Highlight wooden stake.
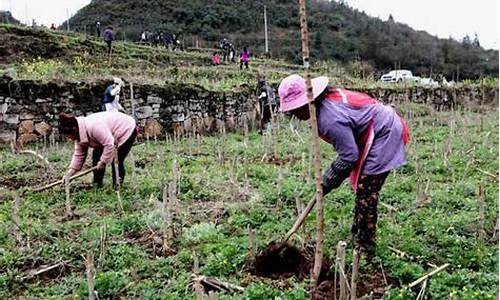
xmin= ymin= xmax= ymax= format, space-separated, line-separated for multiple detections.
xmin=86 ymin=250 xmax=97 ymax=300
xmin=64 ymin=175 xmax=74 ymax=219
xmin=335 ymin=241 xmax=347 ymax=300
xmin=350 ymin=248 xmax=360 ymax=300
xmin=98 ymin=223 xmax=107 ymax=269
xmin=113 ymin=148 xmax=124 ymax=213
xmin=172 ymin=158 xmax=179 ymax=198
xmin=298 ymin=0 xmax=324 ymax=285
xmin=209 ymin=291 xmax=218 ymax=300
xmin=276 ymin=166 xmax=284 ymax=210
xmin=11 ymin=192 xmax=23 ymax=247
xmin=492 ymin=218 xmax=499 ymax=241
xmin=130 ymin=82 xmax=135 ymax=118
xmin=193 ymin=251 xmax=204 ymax=300
xmin=248 ymin=225 xmax=256 ymax=262
xmin=163 ymin=182 xmax=174 ymax=249
xmin=478 ymin=184 xmax=486 ymax=240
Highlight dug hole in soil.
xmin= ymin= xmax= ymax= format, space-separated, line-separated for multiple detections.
xmin=251 ymin=242 xmax=398 ymax=299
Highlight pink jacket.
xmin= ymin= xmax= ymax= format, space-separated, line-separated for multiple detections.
xmin=69 ymin=111 xmax=136 ymax=171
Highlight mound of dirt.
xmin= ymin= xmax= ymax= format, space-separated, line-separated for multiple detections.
xmin=252 ymin=242 xmax=329 ymax=281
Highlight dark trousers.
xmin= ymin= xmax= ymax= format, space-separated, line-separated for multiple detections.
xmin=352 ymin=171 xmax=390 ymax=259
xmin=240 ymin=60 xmax=248 ymax=69
xmin=92 ymin=130 xmax=136 ymax=187
xmin=106 ymin=41 xmax=112 ymax=54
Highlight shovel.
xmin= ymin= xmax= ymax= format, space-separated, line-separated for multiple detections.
xmin=258 ymin=193 xmax=318 ymax=256
xmin=33 ymin=166 xmax=99 ymax=192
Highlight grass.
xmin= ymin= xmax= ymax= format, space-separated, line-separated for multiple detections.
xmin=0 ymin=102 xmax=498 ymax=299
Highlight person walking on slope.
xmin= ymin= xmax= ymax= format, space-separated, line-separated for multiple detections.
xmin=103 ymin=26 xmax=114 ymax=55
xmin=59 ymin=111 xmax=137 ymax=188
xmin=212 ymin=52 xmax=220 ymax=65
xmin=103 ymin=77 xmax=125 ymax=112
xmin=95 ymin=21 xmax=101 ymax=38
xmin=278 ymin=74 xmax=409 ymax=260
xmin=240 ymin=47 xmax=250 ymax=69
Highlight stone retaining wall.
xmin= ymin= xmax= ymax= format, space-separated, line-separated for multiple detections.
xmin=0 ymin=76 xmax=498 ymax=145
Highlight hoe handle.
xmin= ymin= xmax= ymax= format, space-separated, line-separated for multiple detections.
xmin=282 ymin=193 xmax=317 ymax=244
xmin=33 ymin=167 xmax=98 ymax=192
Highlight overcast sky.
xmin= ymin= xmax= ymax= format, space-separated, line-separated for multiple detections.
xmin=2 ymin=0 xmax=498 ymax=49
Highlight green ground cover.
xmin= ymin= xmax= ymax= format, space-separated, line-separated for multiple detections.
xmin=0 ymin=102 xmax=498 ymax=299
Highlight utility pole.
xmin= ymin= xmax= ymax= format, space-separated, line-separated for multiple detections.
xmin=66 ymin=9 xmax=70 ymax=31
xmin=24 ymin=3 xmax=28 ymax=25
xmin=264 ymin=5 xmax=269 ymax=54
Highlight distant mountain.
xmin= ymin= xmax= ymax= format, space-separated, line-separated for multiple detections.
xmin=66 ymin=0 xmax=498 ymax=79
xmin=0 ymin=11 xmax=21 ymax=25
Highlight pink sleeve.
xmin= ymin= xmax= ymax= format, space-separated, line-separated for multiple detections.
xmin=69 ymin=142 xmax=88 ymax=171
xmin=92 ymin=126 xmax=115 ymax=165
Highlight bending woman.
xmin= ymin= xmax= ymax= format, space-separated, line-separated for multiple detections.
xmin=58 ymin=111 xmax=137 ymax=188
xmin=278 ymin=74 xmax=409 ymax=260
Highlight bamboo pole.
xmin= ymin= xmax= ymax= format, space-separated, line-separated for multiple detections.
xmin=408 ymin=264 xmax=450 ymax=288
xmin=297 ymin=0 xmax=324 ymax=285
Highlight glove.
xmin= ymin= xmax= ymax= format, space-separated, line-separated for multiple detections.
xmin=322 ymin=158 xmax=356 ymax=196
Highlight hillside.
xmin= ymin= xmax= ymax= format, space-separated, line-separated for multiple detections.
xmin=65 ymin=0 xmax=498 ymax=80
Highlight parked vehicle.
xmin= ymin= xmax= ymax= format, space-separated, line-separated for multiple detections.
xmin=380 ymin=70 xmax=415 ymax=83
xmin=418 ymin=77 xmax=439 ymax=86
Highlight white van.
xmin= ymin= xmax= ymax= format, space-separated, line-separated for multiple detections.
xmin=380 ymin=70 xmax=415 ymax=83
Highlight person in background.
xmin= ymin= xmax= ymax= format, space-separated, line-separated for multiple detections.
xmin=50 ymin=23 xmax=57 ymax=30
xmin=212 ymin=52 xmax=220 ymax=65
xmin=103 ymin=77 xmax=125 ymax=112
xmin=240 ymin=47 xmax=250 ymax=70
xmin=103 ymin=26 xmax=114 ymax=55
xmin=59 ymin=111 xmax=137 ymax=188
xmin=258 ymin=78 xmax=276 ymax=133
xmin=95 ymin=21 xmax=101 ymax=38
xmin=229 ymin=43 xmax=236 ymax=63
xmin=278 ymin=74 xmax=409 ymax=261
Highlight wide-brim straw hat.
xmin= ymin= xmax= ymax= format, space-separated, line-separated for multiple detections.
xmin=278 ymin=74 xmax=329 ymax=112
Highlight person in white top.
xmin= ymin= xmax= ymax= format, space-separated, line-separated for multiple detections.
xmin=102 ymin=77 xmax=125 ymax=112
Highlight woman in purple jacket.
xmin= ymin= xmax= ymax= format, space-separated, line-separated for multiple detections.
xmin=278 ymin=74 xmax=409 ymax=260
xmin=103 ymin=26 xmax=114 ymax=55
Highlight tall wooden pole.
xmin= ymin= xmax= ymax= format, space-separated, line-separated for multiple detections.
xmin=297 ymin=0 xmax=324 ymax=286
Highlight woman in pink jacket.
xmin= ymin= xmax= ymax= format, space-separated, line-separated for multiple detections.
xmin=58 ymin=111 xmax=137 ymax=187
